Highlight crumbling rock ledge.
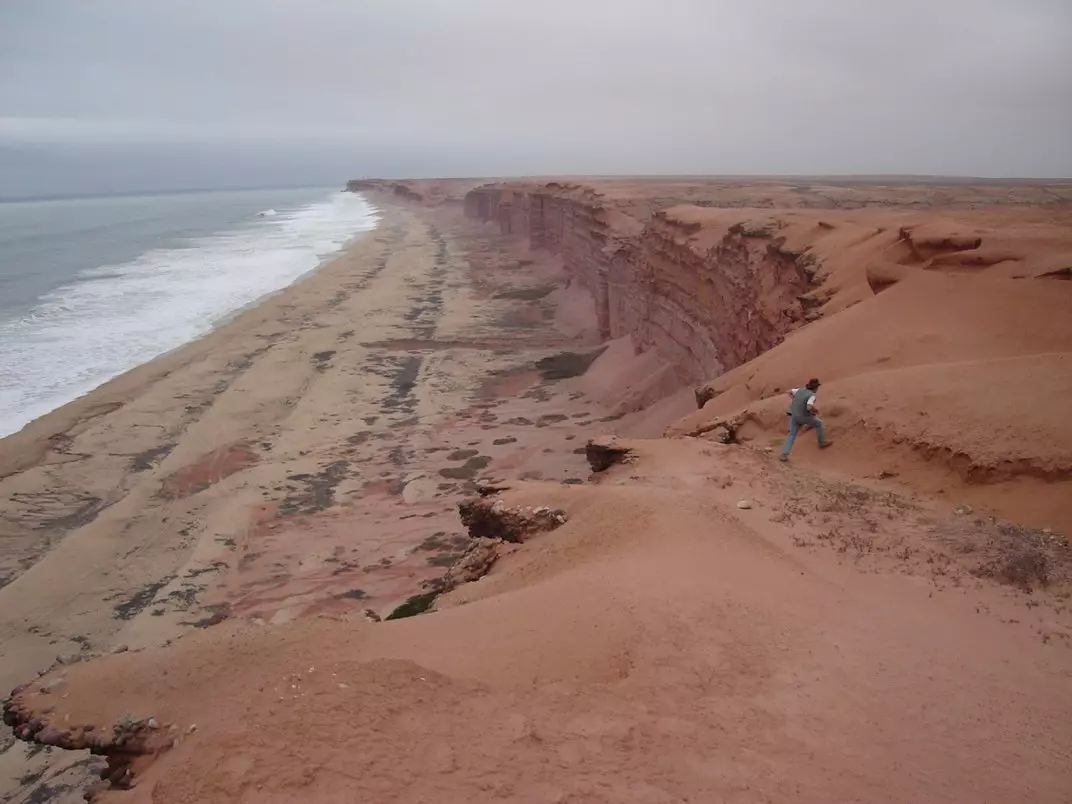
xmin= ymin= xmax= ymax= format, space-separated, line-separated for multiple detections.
xmin=586 ymin=437 xmax=635 ymax=472
xmin=458 ymin=498 xmax=568 ymax=543
xmin=674 ymin=410 xmax=757 ymax=443
xmin=389 ymin=504 xmax=568 ymax=620
xmin=2 ymin=695 xmax=168 ymax=796
xmin=463 ymin=183 xmax=817 ymax=383
xmin=441 ymin=538 xmax=500 ymax=592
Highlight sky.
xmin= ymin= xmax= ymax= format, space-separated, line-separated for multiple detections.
xmin=1 ymin=0 xmax=1070 ymax=197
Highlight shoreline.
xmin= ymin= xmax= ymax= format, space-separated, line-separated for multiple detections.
xmin=0 ymin=190 xmax=613 ymax=694
xmin=0 ymin=189 xmax=379 ymax=441
xmin=0 ymin=196 xmax=621 ymax=797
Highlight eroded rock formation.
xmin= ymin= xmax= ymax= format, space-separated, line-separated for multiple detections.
xmin=463 ymin=183 xmax=816 ymax=383
xmin=441 ymin=538 xmax=500 ymax=591
xmin=2 ymin=696 xmax=168 ymax=794
xmin=585 ymin=437 xmax=635 ymax=472
xmin=458 ymin=498 xmax=568 ymax=543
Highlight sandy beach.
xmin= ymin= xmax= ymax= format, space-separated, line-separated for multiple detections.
xmin=0 ymin=197 xmax=622 ymax=798
xmin=3 ymin=179 xmax=1072 ymax=803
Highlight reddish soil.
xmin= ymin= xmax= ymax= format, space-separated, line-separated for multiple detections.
xmin=160 ymin=443 xmax=260 ymax=499
xmin=3 ymin=177 xmax=1072 ymax=803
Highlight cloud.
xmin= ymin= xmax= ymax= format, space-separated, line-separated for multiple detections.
xmin=1 ymin=0 xmax=1070 ymax=195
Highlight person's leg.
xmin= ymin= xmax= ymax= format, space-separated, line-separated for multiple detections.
xmin=780 ymin=418 xmax=799 ymax=460
xmin=802 ymin=414 xmax=831 ymax=446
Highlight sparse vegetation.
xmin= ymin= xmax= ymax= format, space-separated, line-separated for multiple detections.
xmin=936 ymin=520 xmax=1070 ymax=594
xmin=384 ymin=591 xmax=440 ymax=620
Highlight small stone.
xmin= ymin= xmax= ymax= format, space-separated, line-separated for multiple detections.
xmin=1041 ymin=528 xmax=1053 ymax=536
xmin=147 ymin=718 xmax=159 ymax=730
xmin=185 ymin=724 xmax=197 ymax=735
xmin=954 ymin=504 xmax=973 ymax=516
xmin=55 ymin=653 xmax=82 ymax=666
xmin=111 ymin=645 xmax=129 ymax=654
xmin=737 ymin=500 xmax=753 ymax=510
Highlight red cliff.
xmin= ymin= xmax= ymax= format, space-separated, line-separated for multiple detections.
xmin=463 ymin=183 xmax=817 ymax=382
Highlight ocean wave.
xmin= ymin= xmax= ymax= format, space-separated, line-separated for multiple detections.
xmin=0 ymin=191 xmax=379 ymax=437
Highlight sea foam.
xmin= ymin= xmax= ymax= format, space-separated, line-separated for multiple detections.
xmin=0 ymin=191 xmax=379 ymax=437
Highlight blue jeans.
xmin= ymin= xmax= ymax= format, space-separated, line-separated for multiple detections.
xmin=781 ymin=415 xmax=826 ymax=457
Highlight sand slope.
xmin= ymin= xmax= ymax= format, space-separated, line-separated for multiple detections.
xmin=7 ymin=440 xmax=1072 ymax=803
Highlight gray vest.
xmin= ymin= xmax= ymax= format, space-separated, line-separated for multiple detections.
xmin=789 ymin=387 xmax=815 ymax=421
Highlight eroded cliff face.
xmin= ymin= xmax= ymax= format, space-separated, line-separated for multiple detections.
xmin=464 ymin=183 xmax=815 ymax=383
xmin=347 ymin=179 xmax=479 ymax=206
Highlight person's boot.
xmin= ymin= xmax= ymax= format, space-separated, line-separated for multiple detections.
xmin=819 ymin=440 xmax=834 ymax=449
xmin=779 ymin=454 xmax=789 ymax=462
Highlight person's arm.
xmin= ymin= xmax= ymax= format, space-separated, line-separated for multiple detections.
xmin=788 ymin=388 xmax=798 ymax=398
xmin=807 ymin=393 xmax=818 ymax=413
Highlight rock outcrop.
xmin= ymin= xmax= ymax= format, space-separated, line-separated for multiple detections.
xmin=585 ymin=437 xmax=635 ymax=472
xmin=441 ymin=538 xmax=500 ymax=591
xmin=346 ymin=179 xmax=479 ymax=206
xmin=2 ymin=695 xmax=169 ymax=794
xmin=464 ymin=183 xmax=816 ymax=383
xmin=458 ymin=498 xmax=568 ymax=543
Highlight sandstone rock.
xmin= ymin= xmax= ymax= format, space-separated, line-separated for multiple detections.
xmin=475 ymin=481 xmax=511 ymax=497
xmin=111 ymin=644 xmax=129 ymax=654
xmin=585 ymin=437 xmax=634 ymax=472
xmin=464 ymin=183 xmax=814 ymax=381
xmin=680 ymin=409 xmax=755 ymax=443
xmin=737 ymin=500 xmax=753 ymax=510
xmin=36 ymin=725 xmax=64 ymax=744
xmin=441 ymin=538 xmax=500 ymax=592
xmin=3 ymin=695 xmax=169 ymax=798
xmin=695 ymin=386 xmax=716 ymax=409
xmin=458 ymin=498 xmax=568 ymax=543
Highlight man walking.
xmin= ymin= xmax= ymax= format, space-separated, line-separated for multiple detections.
xmin=780 ymin=378 xmax=833 ymax=462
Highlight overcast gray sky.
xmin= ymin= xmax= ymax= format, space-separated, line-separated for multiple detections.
xmin=1 ymin=0 xmax=1070 ymax=196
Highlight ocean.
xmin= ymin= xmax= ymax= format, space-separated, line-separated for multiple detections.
xmin=0 ymin=187 xmax=379 ymax=438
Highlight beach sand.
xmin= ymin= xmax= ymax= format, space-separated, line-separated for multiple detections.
xmin=0 ymin=200 xmax=620 ymax=799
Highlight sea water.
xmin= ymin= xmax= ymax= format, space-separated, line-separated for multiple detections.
xmin=0 ymin=187 xmax=379 ymax=437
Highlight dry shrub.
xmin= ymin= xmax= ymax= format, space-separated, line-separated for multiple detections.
xmin=938 ymin=521 xmax=1070 ymax=594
